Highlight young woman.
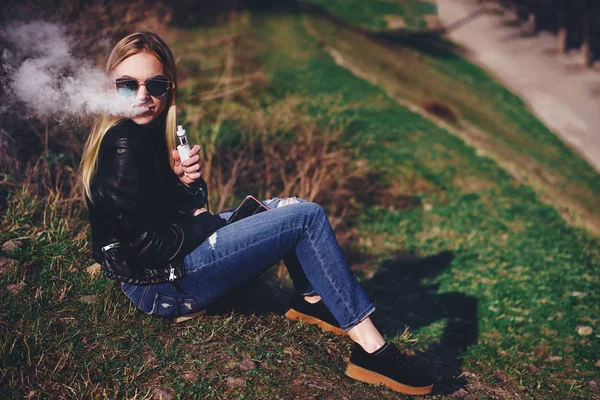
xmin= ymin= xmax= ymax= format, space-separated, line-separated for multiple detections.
xmin=81 ymin=30 xmax=433 ymax=396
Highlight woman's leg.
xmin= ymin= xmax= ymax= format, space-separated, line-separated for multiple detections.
xmin=184 ymin=202 xmax=375 ymax=330
xmin=122 ymin=199 xmax=432 ymax=394
xmin=211 ymin=198 xmax=385 ymax=351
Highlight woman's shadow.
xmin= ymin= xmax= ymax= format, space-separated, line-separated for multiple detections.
xmin=362 ymin=251 xmax=478 ymax=394
xmin=210 ymin=250 xmax=477 ymax=394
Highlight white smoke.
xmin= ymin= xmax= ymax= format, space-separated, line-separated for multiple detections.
xmin=1 ymin=21 xmax=148 ymax=121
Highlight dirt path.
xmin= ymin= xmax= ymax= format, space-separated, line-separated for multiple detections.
xmin=436 ymin=0 xmax=600 ymax=172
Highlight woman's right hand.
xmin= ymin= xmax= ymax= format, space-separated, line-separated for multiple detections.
xmin=192 ymin=208 xmax=208 ymax=216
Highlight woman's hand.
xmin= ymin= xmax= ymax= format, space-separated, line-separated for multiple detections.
xmin=172 ymin=145 xmax=203 ymax=186
xmin=192 ymin=208 xmax=208 ymax=216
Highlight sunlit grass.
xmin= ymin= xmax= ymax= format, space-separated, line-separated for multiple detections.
xmin=1 ymin=5 xmax=599 ymax=400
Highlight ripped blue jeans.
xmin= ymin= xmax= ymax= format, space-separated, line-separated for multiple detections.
xmin=121 ymin=198 xmax=375 ymax=331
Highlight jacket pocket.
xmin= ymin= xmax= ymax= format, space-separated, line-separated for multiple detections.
xmin=150 ymin=294 xmax=198 ymax=317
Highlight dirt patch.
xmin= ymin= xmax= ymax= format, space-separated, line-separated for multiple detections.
xmin=448 ymin=376 xmax=527 ymax=400
xmin=422 ymin=100 xmax=459 ymax=123
xmin=385 ymin=15 xmax=405 ymax=30
xmin=425 ymin=15 xmax=443 ymax=30
xmin=453 ymin=176 xmax=493 ymax=193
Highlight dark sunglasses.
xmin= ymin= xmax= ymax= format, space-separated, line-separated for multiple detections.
xmin=114 ymin=76 xmax=172 ymax=98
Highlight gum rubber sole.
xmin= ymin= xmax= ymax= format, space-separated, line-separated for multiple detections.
xmin=345 ymin=362 xmax=433 ymax=396
xmin=284 ymin=308 xmax=348 ymax=336
xmin=170 ymin=309 xmax=206 ymax=324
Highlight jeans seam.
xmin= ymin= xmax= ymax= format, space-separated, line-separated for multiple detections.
xmin=138 ymin=286 xmax=150 ymax=310
xmin=305 ymin=214 xmax=358 ymax=322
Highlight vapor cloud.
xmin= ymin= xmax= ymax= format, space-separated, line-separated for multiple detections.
xmin=1 ymin=21 xmax=148 ymax=121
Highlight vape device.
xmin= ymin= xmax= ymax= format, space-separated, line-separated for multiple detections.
xmin=176 ymin=125 xmax=191 ymax=162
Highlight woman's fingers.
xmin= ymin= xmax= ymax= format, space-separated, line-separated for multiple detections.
xmin=171 ymin=149 xmax=184 ymax=177
xmin=192 ymin=207 xmax=208 ymax=216
xmin=182 ymin=154 xmax=199 ymax=167
xmin=183 ymin=162 xmax=202 ymax=173
xmin=173 ymin=145 xmax=203 ymax=183
xmin=188 ymin=144 xmax=201 ymax=157
xmin=185 ymin=172 xmax=202 ymax=180
xmin=182 ymin=159 xmax=204 ymax=178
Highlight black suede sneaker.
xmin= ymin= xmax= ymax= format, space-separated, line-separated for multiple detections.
xmin=346 ymin=343 xmax=434 ymax=395
xmin=284 ymin=295 xmax=347 ymax=336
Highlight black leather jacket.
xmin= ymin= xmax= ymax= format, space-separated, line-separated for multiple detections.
xmin=86 ymin=119 xmax=225 ymax=285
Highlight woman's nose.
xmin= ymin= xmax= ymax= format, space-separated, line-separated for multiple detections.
xmin=136 ymin=84 xmax=150 ymax=101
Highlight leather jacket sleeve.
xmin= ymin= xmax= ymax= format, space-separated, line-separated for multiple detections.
xmin=97 ymin=137 xmax=224 ymax=268
xmin=173 ymin=177 xmax=210 ymax=210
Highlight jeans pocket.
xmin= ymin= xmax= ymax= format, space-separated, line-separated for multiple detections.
xmin=121 ymin=283 xmax=138 ymax=298
xmin=150 ymin=294 xmax=198 ymax=317
xmin=122 ymin=285 xmax=150 ymax=312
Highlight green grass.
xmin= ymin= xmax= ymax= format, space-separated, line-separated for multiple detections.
xmin=301 ymin=0 xmax=438 ymax=30
xmin=253 ymin=10 xmax=600 ymax=399
xmin=2 ymin=4 xmax=600 ymax=400
xmin=301 ymin=12 xmax=600 ymax=230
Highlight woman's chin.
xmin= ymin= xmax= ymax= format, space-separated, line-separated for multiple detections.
xmin=131 ymin=113 xmax=156 ymax=125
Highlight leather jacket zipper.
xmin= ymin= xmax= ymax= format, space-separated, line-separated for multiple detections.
xmin=101 ymin=242 xmax=120 ymax=252
xmin=152 ymin=149 xmax=177 ymax=281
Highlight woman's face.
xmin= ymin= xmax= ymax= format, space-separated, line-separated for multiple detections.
xmin=112 ymin=52 xmax=169 ymax=125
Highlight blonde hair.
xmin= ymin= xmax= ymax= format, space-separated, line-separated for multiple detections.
xmin=80 ymin=30 xmax=178 ymax=202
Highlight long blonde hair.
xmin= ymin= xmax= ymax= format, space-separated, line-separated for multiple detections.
xmin=80 ymin=30 xmax=178 ymax=202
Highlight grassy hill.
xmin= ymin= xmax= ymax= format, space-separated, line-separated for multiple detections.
xmin=1 ymin=2 xmax=599 ymax=399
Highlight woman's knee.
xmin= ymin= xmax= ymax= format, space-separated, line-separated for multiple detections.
xmin=297 ymin=201 xmax=326 ymax=220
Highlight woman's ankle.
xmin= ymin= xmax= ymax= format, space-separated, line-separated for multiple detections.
xmin=347 ymin=317 xmax=386 ymax=353
xmin=303 ymin=294 xmax=322 ymax=304
xmin=357 ymin=339 xmax=386 ymax=354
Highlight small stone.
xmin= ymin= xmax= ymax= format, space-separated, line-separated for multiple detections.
xmin=7 ymin=281 xmax=25 ymax=294
xmin=0 ymin=256 xmax=17 ymax=268
xmin=0 ymin=257 xmax=17 ymax=275
xmin=225 ymin=377 xmax=246 ymax=388
xmin=476 ymin=148 xmax=486 ymax=157
xmin=571 ymin=291 xmax=587 ymax=299
xmin=182 ymin=371 xmax=198 ymax=381
xmin=577 ymin=326 xmax=593 ymax=336
xmin=451 ymin=388 xmax=468 ymax=399
xmin=423 ymin=203 xmax=433 ymax=212
xmin=528 ymin=364 xmax=540 ymax=374
xmin=86 ymin=263 xmax=101 ymax=278
xmin=239 ymin=359 xmax=256 ymax=371
xmin=152 ymin=386 xmax=174 ymax=400
xmin=79 ymin=295 xmax=99 ymax=304
xmin=224 ymin=360 xmax=238 ymax=371
xmin=1 ymin=239 xmax=23 ymax=252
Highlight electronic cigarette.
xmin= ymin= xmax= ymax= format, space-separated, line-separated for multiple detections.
xmin=176 ymin=125 xmax=191 ymax=162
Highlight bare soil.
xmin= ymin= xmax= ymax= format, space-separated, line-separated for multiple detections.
xmin=437 ymin=0 xmax=600 ymax=172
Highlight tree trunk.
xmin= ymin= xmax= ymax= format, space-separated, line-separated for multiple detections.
xmin=556 ymin=0 xmax=567 ymax=53
xmin=582 ymin=0 xmax=594 ymax=67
